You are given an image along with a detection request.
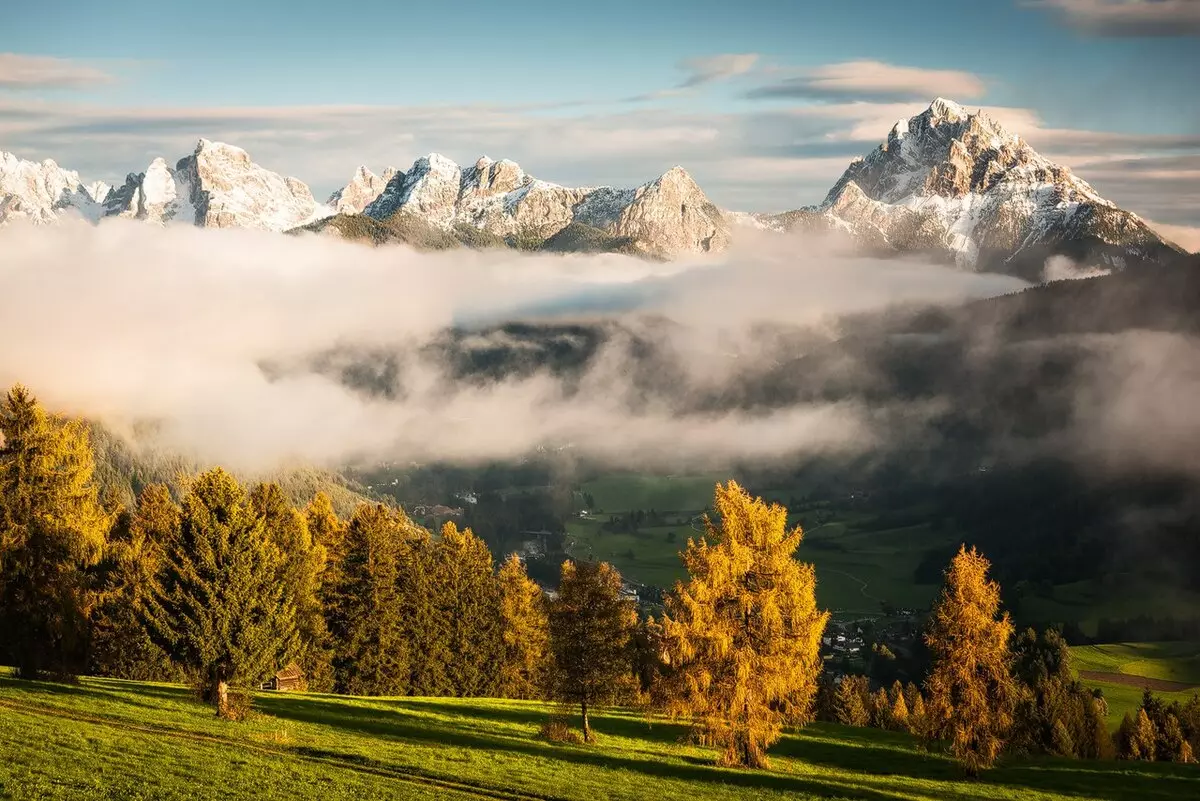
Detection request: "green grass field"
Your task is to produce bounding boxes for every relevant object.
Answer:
[569,474,952,614]
[1070,642,1200,728]
[579,474,728,516]
[565,472,1200,635]
[2,671,1197,801]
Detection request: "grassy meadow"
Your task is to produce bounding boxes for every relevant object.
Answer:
[569,473,952,613]
[1070,642,1200,729]
[2,669,1198,801]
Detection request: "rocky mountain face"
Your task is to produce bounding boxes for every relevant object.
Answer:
[362,154,730,256]
[328,165,398,214]
[0,150,107,224]
[104,140,331,231]
[754,98,1182,277]
[4,105,1188,268]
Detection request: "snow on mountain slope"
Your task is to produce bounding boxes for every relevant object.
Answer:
[103,140,332,231]
[780,98,1182,277]
[0,150,103,225]
[328,165,398,214]
[364,154,728,256]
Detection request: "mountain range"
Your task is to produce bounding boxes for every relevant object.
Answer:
[0,98,1190,273]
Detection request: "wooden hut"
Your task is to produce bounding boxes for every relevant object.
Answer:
[261,662,305,692]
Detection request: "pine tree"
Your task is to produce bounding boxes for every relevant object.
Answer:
[435,522,503,696]
[924,545,1016,774]
[870,687,892,729]
[250,483,334,692]
[1160,713,1187,763]
[89,486,179,681]
[909,690,928,739]
[834,675,871,727]
[144,468,297,717]
[660,481,828,768]
[305,492,345,581]
[889,682,910,732]
[1132,708,1159,760]
[547,560,637,743]
[398,516,453,696]
[326,504,411,696]
[497,554,549,699]
[0,385,109,679]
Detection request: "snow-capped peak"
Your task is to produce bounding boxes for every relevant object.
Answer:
[329,165,398,214]
[0,149,102,225]
[927,97,968,124]
[803,97,1181,275]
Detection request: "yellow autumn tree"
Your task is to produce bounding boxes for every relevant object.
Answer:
[0,385,110,679]
[924,545,1017,775]
[497,554,549,699]
[661,481,829,768]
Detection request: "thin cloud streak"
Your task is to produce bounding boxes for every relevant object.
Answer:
[745,61,987,102]
[1024,0,1200,37]
[0,53,113,88]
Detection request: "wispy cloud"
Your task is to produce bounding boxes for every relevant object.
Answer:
[745,61,987,102]
[628,53,760,101]
[1147,221,1200,252]
[1024,0,1200,37]
[678,53,761,88]
[0,53,113,88]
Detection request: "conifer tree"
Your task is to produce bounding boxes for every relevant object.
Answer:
[251,483,334,692]
[326,504,411,696]
[0,385,109,679]
[305,492,345,582]
[889,682,910,732]
[660,481,828,768]
[909,690,929,739]
[833,674,871,727]
[497,553,549,699]
[1132,709,1161,762]
[435,522,503,696]
[144,468,297,717]
[398,517,453,696]
[548,560,637,742]
[924,546,1017,774]
[870,687,892,729]
[89,486,178,681]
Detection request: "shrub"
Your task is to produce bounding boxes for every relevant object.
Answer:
[539,715,583,744]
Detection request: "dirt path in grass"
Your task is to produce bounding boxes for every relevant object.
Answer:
[0,697,567,801]
[1078,670,1199,693]
[822,568,882,604]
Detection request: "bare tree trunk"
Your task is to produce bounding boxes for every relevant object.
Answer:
[581,698,591,743]
[215,680,230,719]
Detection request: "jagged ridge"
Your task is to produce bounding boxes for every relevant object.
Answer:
[753,98,1183,277]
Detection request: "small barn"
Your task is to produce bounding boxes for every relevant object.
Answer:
[261,663,305,692]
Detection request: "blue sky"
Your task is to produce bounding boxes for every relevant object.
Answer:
[2,0,1198,238]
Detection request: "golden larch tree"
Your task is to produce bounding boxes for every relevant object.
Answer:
[924,545,1016,774]
[0,385,110,679]
[497,553,550,699]
[661,481,829,768]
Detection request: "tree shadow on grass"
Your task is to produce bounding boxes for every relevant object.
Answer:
[391,699,693,747]
[259,694,915,801]
[772,726,961,783]
[985,759,1200,801]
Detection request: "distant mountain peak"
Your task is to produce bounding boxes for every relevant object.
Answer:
[755,97,1184,277]
[927,97,969,124]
